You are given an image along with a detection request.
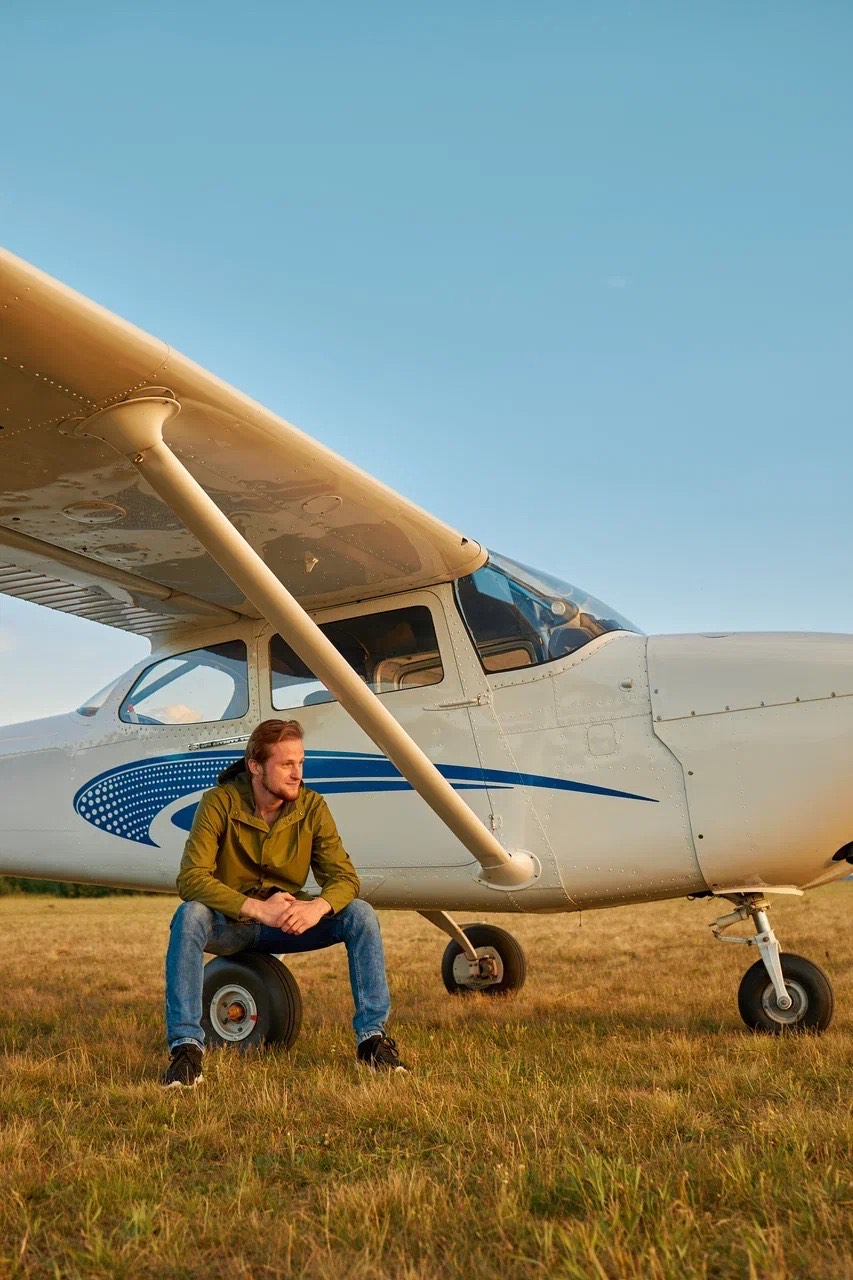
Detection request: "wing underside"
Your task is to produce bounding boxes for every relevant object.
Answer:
[0,248,485,637]
[0,561,173,636]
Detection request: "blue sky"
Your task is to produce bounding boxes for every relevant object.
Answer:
[1,3,851,724]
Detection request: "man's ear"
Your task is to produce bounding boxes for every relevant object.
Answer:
[246,757,260,777]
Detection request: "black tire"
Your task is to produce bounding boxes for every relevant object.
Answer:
[441,923,527,996]
[737,952,834,1034]
[201,953,303,1051]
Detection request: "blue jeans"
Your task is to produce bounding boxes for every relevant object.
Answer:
[165,898,391,1052]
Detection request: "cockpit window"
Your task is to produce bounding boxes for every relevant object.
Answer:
[455,552,641,674]
[118,640,249,725]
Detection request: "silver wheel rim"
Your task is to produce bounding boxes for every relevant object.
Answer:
[209,982,259,1041]
[452,945,505,990]
[760,978,808,1025]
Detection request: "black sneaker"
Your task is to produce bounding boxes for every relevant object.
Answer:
[357,1034,409,1073]
[161,1043,204,1088]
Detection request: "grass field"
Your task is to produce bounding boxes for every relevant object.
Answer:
[0,887,850,1279]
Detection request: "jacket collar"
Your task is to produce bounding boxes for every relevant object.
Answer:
[224,769,303,830]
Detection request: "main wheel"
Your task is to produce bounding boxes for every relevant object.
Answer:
[737,952,834,1034]
[201,953,303,1050]
[441,924,527,996]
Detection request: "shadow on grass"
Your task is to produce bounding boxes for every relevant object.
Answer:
[0,1015,741,1072]
[403,997,736,1037]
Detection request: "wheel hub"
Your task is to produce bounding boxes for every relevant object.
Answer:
[210,983,259,1041]
[452,945,504,989]
[761,978,808,1025]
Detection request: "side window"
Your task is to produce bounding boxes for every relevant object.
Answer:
[270,605,444,710]
[77,672,126,718]
[119,640,250,725]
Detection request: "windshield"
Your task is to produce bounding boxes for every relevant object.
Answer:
[455,551,641,674]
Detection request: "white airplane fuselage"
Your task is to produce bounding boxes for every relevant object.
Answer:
[1,578,850,913]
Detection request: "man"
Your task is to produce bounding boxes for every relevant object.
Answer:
[162,718,407,1086]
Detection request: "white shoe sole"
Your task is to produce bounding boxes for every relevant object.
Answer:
[161,1073,204,1088]
[358,1061,408,1073]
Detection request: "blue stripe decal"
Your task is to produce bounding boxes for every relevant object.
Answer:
[74,748,657,847]
[167,780,504,834]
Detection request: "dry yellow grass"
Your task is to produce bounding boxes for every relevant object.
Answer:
[0,887,850,1279]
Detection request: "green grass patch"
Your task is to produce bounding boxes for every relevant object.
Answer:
[0,889,850,1278]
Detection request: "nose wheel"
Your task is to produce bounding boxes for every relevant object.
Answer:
[738,953,834,1032]
[711,894,834,1033]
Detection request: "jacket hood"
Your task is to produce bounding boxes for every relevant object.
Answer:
[217,759,247,785]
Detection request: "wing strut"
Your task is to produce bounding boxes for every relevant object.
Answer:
[77,396,540,891]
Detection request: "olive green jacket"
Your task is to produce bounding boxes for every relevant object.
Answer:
[176,770,360,920]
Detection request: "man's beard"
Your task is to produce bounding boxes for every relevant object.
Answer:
[261,771,300,801]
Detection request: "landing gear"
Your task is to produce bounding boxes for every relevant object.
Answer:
[738,953,834,1032]
[419,911,527,995]
[441,924,527,994]
[711,894,834,1034]
[201,954,303,1050]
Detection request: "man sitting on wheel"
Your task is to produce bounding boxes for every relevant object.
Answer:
[162,717,407,1086]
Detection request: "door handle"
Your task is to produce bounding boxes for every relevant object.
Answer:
[425,692,492,710]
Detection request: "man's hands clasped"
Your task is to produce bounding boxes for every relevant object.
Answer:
[241,892,332,934]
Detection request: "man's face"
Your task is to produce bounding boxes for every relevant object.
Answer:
[251,738,305,803]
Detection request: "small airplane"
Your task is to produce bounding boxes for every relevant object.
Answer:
[0,246,849,1049]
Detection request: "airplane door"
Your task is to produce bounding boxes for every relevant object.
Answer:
[438,586,569,898]
[259,590,487,871]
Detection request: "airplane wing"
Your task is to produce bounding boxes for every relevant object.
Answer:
[0,248,485,637]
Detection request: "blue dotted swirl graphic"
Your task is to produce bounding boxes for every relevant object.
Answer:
[74,754,240,848]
